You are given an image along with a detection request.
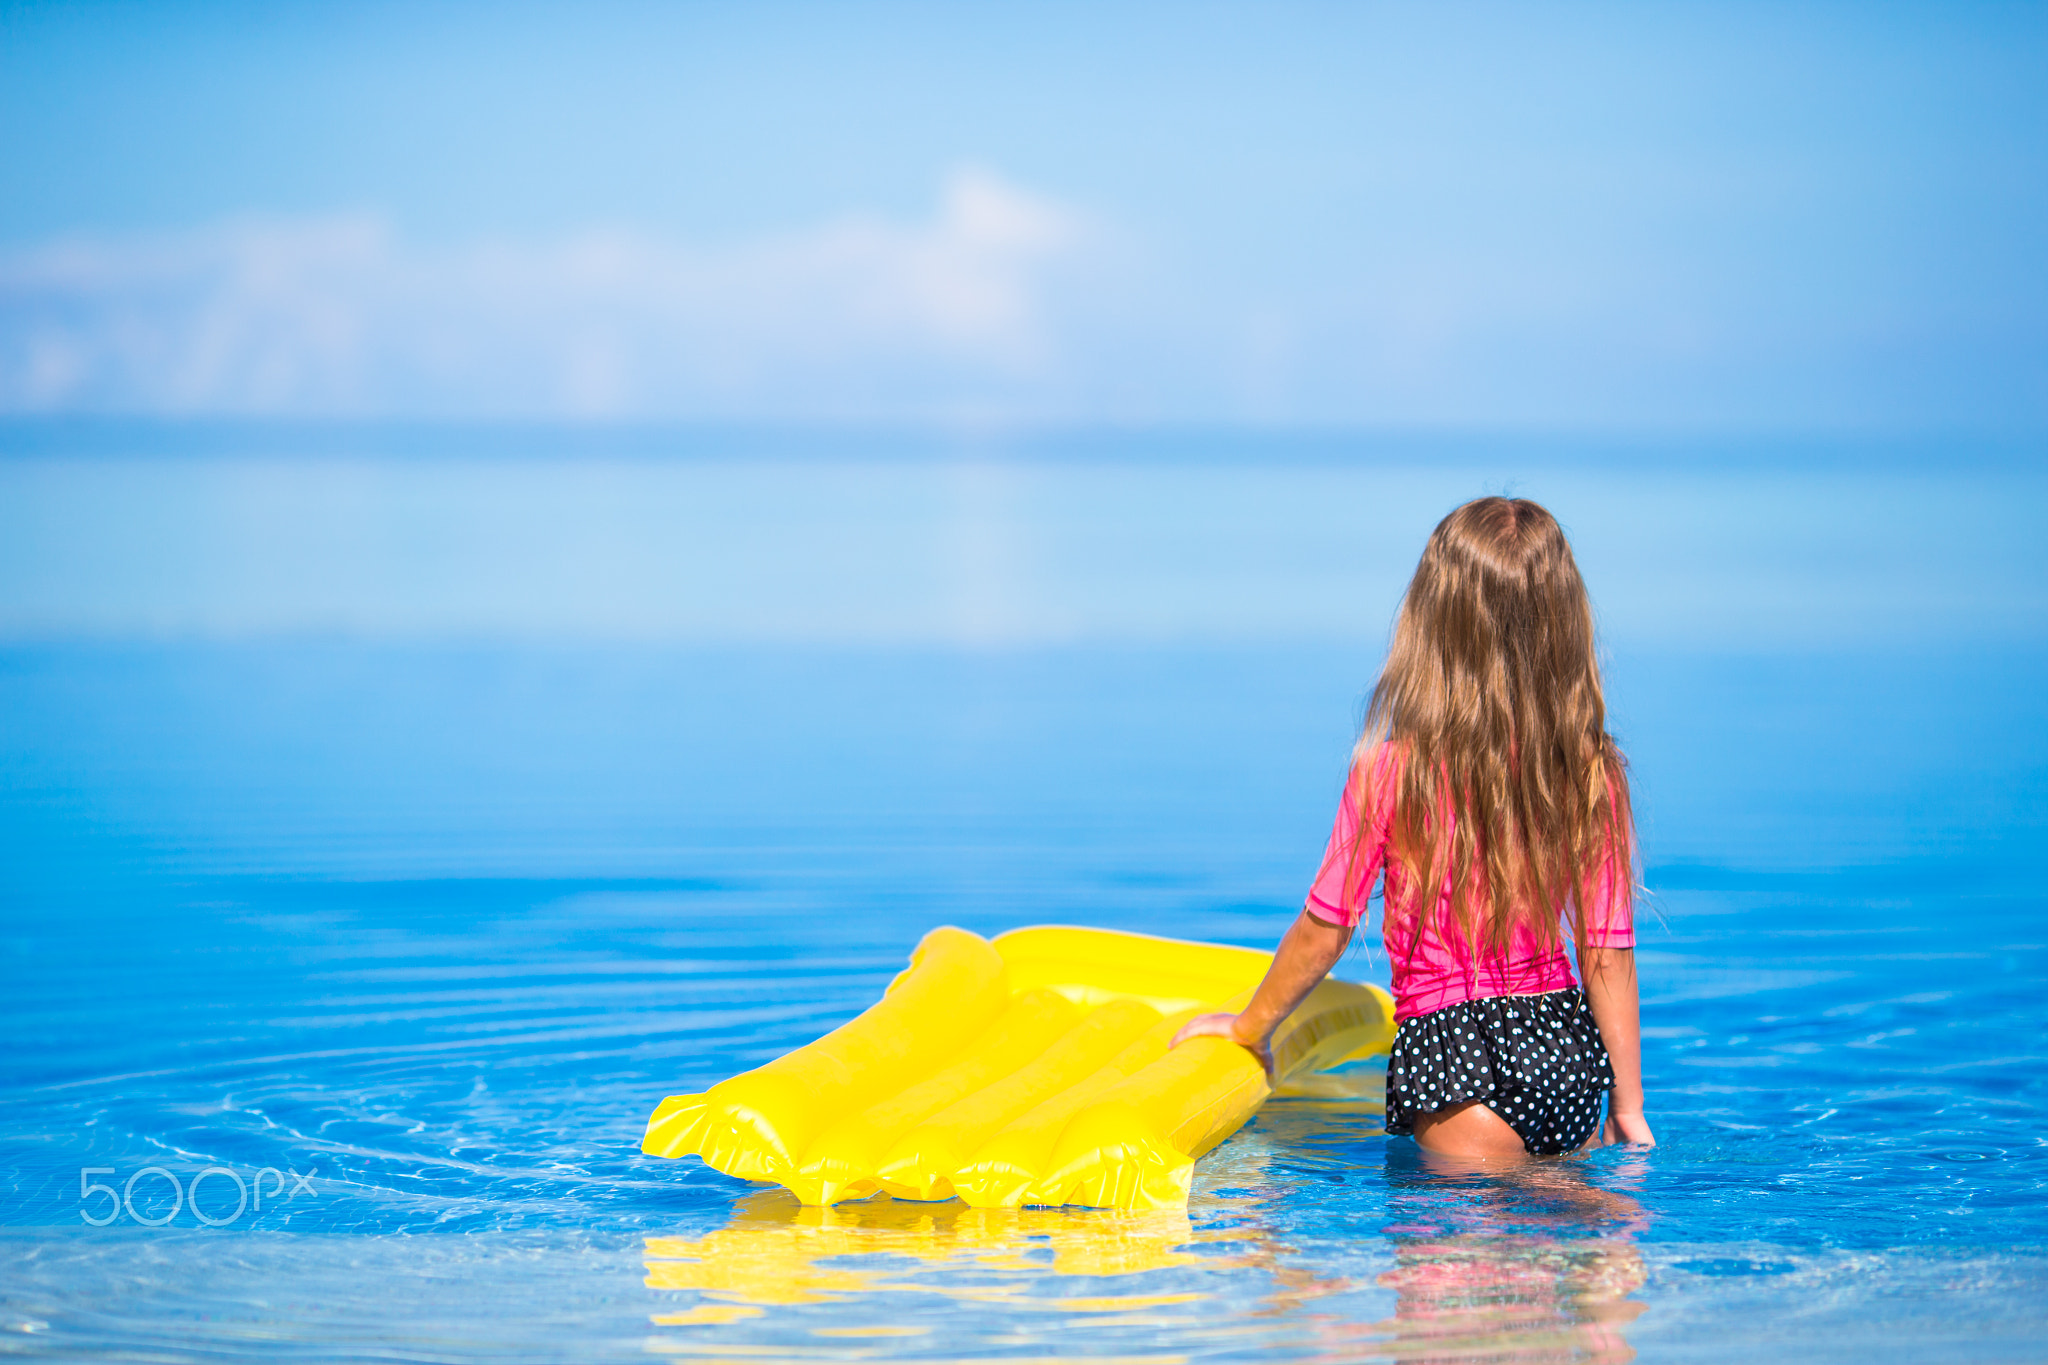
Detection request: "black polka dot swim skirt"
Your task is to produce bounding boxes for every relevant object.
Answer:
[1384,987,1614,1156]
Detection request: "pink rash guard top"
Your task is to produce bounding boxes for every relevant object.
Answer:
[1304,742,1635,1023]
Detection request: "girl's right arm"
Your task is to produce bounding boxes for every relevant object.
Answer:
[1170,908,1352,1076]
[1583,945,1655,1146]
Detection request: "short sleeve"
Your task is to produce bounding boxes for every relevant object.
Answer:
[1579,814,1636,948]
[1304,745,1398,928]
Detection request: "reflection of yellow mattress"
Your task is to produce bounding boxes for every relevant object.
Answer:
[641,925,1395,1210]
[644,1187,1205,1306]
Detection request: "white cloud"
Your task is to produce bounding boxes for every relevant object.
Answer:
[0,168,1084,420]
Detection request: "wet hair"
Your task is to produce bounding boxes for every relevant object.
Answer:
[1359,496,1635,960]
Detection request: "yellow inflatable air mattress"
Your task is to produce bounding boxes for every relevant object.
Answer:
[641,925,1396,1211]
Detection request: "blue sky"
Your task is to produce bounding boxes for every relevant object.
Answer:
[2,0,2044,428]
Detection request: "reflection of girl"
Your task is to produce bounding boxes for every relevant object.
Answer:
[1363,1233,1647,1364]
[1174,498,1653,1159]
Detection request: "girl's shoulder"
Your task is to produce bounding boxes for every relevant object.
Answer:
[1352,736,1409,781]
[1348,737,1409,814]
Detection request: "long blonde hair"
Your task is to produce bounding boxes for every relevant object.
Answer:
[1360,497,1634,958]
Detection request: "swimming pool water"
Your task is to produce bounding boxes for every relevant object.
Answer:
[4,631,2046,1362]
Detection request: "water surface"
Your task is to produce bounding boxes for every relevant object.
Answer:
[3,438,2045,1362]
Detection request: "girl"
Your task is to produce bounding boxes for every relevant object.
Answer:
[1173,497,1652,1159]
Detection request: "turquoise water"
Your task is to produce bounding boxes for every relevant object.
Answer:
[3,441,2047,1361]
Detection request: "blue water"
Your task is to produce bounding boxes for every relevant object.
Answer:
[3,440,2047,1361]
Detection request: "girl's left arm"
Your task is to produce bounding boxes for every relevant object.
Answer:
[1583,945,1655,1146]
[1170,908,1352,1076]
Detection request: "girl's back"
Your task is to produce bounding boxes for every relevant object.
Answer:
[1306,739,1635,1023]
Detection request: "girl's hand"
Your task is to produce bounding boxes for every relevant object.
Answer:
[1167,910,1349,1085]
[1171,1012,1274,1079]
[1604,1110,1655,1147]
